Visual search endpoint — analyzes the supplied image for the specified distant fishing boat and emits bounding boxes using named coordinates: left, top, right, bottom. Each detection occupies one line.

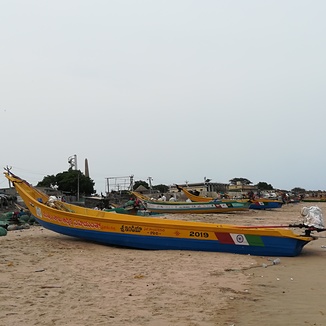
left=131, top=194, right=250, bottom=214
left=247, top=199, right=283, bottom=210
left=302, top=198, right=326, bottom=203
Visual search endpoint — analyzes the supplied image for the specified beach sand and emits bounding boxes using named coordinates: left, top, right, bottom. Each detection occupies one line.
left=1, top=202, right=326, bottom=326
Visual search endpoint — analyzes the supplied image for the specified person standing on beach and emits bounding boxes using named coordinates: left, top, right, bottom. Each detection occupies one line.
left=169, top=195, right=176, bottom=202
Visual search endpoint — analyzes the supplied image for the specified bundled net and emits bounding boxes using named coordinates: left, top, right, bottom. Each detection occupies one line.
left=301, top=206, right=325, bottom=230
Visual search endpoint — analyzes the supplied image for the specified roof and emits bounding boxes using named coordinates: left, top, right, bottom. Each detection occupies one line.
left=134, top=185, right=148, bottom=192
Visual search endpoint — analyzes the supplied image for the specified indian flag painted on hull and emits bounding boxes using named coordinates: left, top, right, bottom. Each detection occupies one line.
left=215, top=232, right=265, bottom=246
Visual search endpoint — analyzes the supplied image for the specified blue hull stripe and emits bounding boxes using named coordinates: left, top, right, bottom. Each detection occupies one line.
left=35, top=218, right=309, bottom=257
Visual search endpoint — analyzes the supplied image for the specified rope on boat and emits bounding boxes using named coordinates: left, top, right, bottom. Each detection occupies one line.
left=52, top=201, right=74, bottom=212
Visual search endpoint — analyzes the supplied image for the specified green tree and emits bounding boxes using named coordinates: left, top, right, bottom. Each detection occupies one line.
left=229, top=177, right=252, bottom=185
left=153, top=184, right=169, bottom=193
left=256, top=182, right=274, bottom=190
left=291, top=187, right=306, bottom=193
left=37, top=175, right=57, bottom=187
left=37, top=169, right=95, bottom=195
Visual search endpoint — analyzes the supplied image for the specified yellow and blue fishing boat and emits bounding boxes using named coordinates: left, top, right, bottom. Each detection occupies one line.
left=176, top=185, right=283, bottom=210
left=4, top=171, right=320, bottom=257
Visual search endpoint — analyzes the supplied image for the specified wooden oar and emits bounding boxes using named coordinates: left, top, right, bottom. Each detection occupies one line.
left=237, top=225, right=291, bottom=229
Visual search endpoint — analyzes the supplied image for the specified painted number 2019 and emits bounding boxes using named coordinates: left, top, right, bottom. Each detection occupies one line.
left=190, top=231, right=209, bottom=238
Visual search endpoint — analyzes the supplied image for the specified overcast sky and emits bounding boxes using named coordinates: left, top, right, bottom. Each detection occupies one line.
left=1, top=1, right=326, bottom=193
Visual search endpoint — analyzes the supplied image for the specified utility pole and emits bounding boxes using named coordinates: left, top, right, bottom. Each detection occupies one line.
left=106, top=177, right=110, bottom=194
left=148, top=177, right=153, bottom=194
left=129, top=175, right=134, bottom=191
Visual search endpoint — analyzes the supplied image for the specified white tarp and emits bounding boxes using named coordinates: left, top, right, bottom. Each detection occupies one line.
left=301, top=206, right=325, bottom=229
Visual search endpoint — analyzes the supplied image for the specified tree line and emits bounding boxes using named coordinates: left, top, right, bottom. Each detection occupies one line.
left=36, top=170, right=307, bottom=196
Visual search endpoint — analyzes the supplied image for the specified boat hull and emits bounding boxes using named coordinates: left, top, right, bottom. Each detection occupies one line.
left=249, top=201, right=283, bottom=210
left=144, top=201, right=250, bottom=214
left=34, top=217, right=309, bottom=257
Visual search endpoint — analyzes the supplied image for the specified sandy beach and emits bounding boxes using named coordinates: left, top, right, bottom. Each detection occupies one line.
left=1, top=202, right=326, bottom=326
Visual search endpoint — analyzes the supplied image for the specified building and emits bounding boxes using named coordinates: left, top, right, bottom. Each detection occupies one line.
left=228, top=182, right=257, bottom=198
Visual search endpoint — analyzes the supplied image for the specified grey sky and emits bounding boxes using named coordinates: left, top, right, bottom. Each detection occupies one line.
left=1, top=1, right=326, bottom=193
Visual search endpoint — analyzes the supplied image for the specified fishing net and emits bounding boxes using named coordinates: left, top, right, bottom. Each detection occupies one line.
left=301, top=206, right=325, bottom=229
left=0, top=227, right=7, bottom=236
